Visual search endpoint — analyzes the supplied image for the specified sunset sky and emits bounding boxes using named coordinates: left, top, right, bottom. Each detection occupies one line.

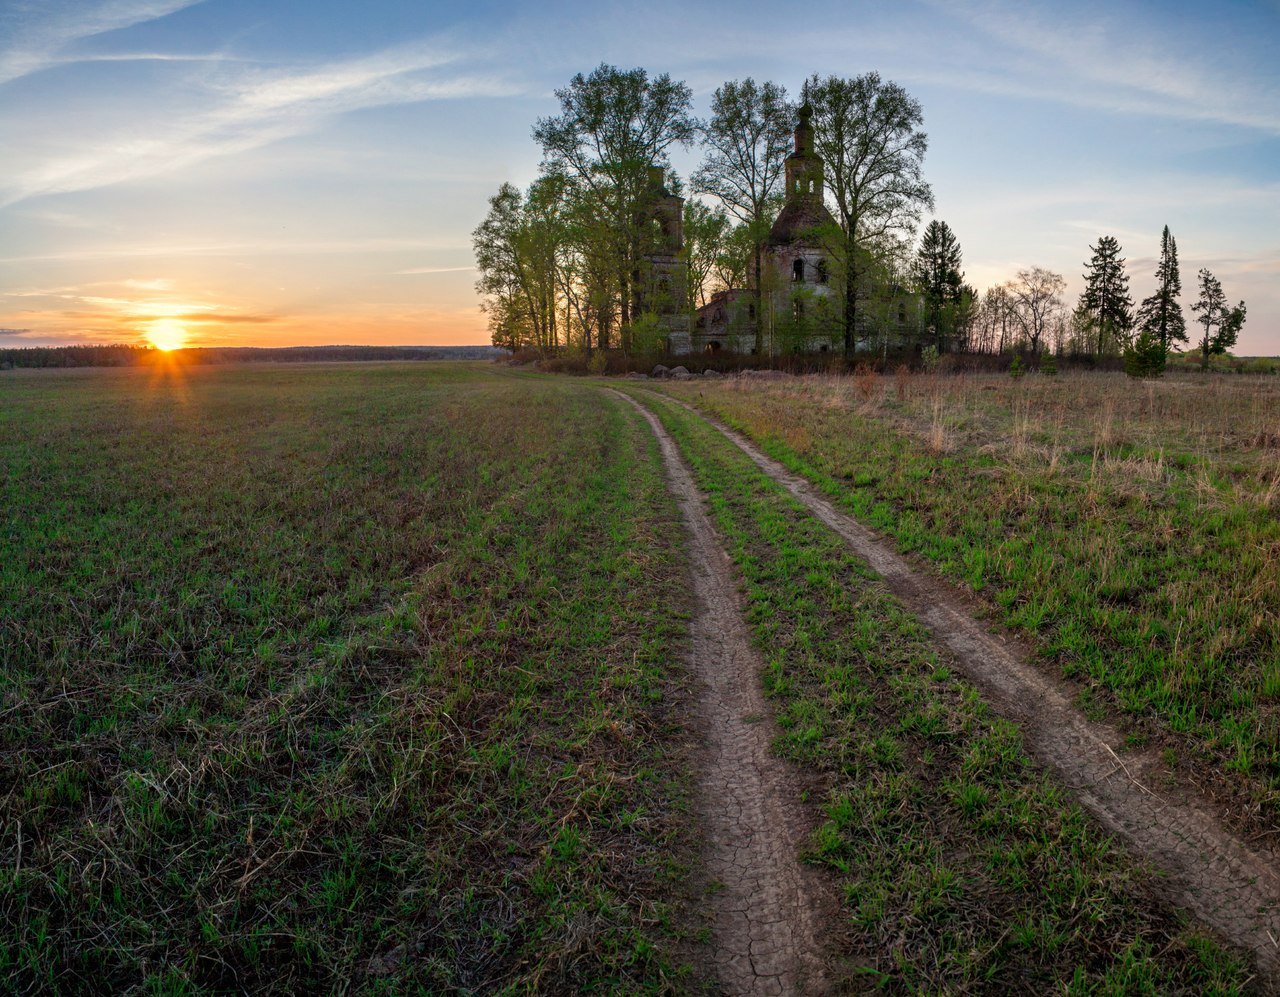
left=2, top=0, right=1278, bottom=352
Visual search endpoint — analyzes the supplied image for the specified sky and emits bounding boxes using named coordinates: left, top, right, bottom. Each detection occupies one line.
left=2, top=0, right=1278, bottom=352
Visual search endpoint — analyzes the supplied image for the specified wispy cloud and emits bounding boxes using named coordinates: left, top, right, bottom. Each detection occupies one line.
left=0, top=0, right=205, bottom=84
left=1, top=34, right=520, bottom=206
left=392, top=265, right=476, bottom=275
left=0, top=235, right=465, bottom=265
left=931, top=0, right=1280, bottom=135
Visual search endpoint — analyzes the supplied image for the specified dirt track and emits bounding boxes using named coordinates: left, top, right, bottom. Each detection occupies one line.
left=654, top=389, right=1280, bottom=985
left=610, top=390, right=834, bottom=994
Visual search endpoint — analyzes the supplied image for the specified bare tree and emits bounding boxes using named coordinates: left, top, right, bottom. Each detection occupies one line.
left=1009, top=267, right=1066, bottom=355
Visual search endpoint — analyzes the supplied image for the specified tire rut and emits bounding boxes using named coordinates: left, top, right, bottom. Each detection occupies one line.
left=654, top=390, right=1280, bottom=986
left=609, top=389, right=834, bottom=995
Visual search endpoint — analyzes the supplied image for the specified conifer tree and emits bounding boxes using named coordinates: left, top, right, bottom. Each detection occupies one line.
left=913, top=220, right=964, bottom=353
left=1078, top=236, right=1133, bottom=355
left=1135, top=225, right=1186, bottom=353
left=1192, top=268, right=1246, bottom=370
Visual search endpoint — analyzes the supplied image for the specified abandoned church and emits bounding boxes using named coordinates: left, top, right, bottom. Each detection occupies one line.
left=642, top=104, right=844, bottom=356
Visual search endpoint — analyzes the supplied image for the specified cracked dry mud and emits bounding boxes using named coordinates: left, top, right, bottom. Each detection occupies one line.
left=659, top=391, right=1280, bottom=985
left=611, top=390, right=833, bottom=995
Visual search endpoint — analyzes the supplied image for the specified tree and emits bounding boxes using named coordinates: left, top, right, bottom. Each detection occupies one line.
left=806, top=72, right=933, bottom=356
left=682, top=199, right=732, bottom=309
left=692, top=78, right=793, bottom=353
left=1191, top=268, right=1246, bottom=369
left=1009, top=267, right=1066, bottom=355
left=1079, top=236, right=1133, bottom=355
left=533, top=64, right=696, bottom=350
left=913, top=220, right=964, bottom=352
left=473, top=181, right=565, bottom=352
left=1124, top=329, right=1167, bottom=378
left=1135, top=225, right=1186, bottom=353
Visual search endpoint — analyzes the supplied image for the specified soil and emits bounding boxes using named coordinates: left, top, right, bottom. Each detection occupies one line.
left=609, top=390, right=838, bottom=994
left=661, top=391, right=1280, bottom=986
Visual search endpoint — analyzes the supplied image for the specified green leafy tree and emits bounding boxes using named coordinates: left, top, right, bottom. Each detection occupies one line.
left=681, top=199, right=732, bottom=309
left=533, top=64, right=696, bottom=350
left=473, top=181, right=566, bottom=352
left=913, top=220, right=964, bottom=352
left=1191, top=268, right=1246, bottom=369
left=806, top=72, right=933, bottom=357
left=1135, top=225, right=1186, bottom=353
left=693, top=78, right=793, bottom=353
left=1079, top=236, right=1133, bottom=355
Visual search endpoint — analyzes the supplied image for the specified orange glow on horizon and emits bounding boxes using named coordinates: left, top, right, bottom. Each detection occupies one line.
left=146, top=318, right=189, bottom=351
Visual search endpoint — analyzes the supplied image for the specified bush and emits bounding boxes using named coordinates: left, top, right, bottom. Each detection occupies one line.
left=1040, top=351, right=1058, bottom=376
left=1009, top=354, right=1025, bottom=379
left=1124, top=331, right=1167, bottom=379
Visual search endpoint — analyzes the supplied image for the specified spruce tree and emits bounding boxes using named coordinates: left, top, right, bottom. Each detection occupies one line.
left=1135, top=225, right=1186, bottom=353
left=913, top=220, right=964, bottom=353
left=1078, top=236, right=1133, bottom=355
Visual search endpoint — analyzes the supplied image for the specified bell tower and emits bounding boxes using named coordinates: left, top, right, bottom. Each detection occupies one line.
left=784, top=104, right=824, bottom=202
left=637, top=165, right=690, bottom=353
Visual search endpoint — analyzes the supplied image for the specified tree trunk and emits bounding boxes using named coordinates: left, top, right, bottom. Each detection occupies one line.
left=753, top=242, right=764, bottom=355
left=843, top=232, right=858, bottom=357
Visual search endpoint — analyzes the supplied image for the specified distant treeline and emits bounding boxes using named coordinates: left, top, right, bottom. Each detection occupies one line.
left=0, top=344, right=507, bottom=368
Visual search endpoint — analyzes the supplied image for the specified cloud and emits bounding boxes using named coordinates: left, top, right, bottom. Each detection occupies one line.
left=0, top=327, right=33, bottom=337
left=929, top=0, right=1280, bottom=135
left=392, top=265, right=476, bottom=275
left=0, top=36, right=521, bottom=206
left=0, top=236, right=467, bottom=267
left=0, top=0, right=205, bottom=84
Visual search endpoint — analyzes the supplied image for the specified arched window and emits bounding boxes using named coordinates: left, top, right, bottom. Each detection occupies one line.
left=714, top=308, right=725, bottom=323
left=793, top=299, right=805, bottom=321
left=816, top=259, right=828, bottom=284
left=792, top=258, right=804, bottom=282
left=748, top=303, right=756, bottom=320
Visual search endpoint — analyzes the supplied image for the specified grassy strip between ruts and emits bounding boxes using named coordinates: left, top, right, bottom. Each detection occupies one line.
left=627, top=387, right=1249, bottom=993
left=0, top=364, right=698, bottom=992
left=657, top=377, right=1280, bottom=830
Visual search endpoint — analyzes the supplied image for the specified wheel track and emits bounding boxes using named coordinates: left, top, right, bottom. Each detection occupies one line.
left=609, top=389, right=834, bottom=995
left=650, top=388, right=1280, bottom=987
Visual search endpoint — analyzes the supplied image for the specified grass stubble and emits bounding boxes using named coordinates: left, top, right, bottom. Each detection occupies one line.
left=0, top=364, right=702, bottom=992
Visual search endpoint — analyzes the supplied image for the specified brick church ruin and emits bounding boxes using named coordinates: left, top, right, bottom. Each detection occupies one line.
left=645, top=104, right=841, bottom=356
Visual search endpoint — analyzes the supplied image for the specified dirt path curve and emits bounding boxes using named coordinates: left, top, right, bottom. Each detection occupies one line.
left=609, top=389, right=834, bottom=995
left=653, top=390, right=1280, bottom=985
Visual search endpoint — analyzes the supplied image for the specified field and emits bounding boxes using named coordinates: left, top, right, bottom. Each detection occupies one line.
left=1, top=361, right=1276, bottom=992
left=655, top=371, right=1280, bottom=829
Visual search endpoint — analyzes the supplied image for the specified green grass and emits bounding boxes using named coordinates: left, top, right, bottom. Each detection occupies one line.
left=659, top=373, right=1280, bottom=826
left=0, top=363, right=698, bottom=992
left=627, top=387, right=1247, bottom=992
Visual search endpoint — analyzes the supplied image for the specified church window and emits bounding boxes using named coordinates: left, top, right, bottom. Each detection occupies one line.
left=792, top=258, right=804, bottom=282
left=793, top=299, right=805, bottom=321
left=816, top=259, right=828, bottom=284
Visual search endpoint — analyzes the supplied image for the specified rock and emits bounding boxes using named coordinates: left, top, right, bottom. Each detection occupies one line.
left=651, top=364, right=670, bottom=378
left=671, top=370, right=693, bottom=381
left=703, top=368, right=722, bottom=378
left=669, top=365, right=690, bottom=377
left=625, top=371, right=649, bottom=380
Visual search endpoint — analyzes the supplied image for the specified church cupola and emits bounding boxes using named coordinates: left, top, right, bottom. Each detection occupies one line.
left=784, top=104, right=823, bottom=202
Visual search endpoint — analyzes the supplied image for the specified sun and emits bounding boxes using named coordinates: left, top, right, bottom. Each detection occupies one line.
left=146, top=318, right=188, bottom=352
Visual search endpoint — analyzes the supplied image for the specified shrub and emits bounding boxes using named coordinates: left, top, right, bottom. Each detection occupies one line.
left=1009, top=354, right=1025, bottom=379
left=1124, top=331, right=1167, bottom=379
left=1040, top=351, right=1058, bottom=376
